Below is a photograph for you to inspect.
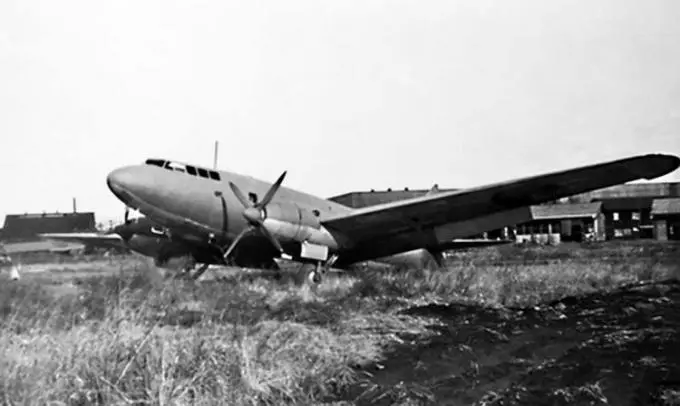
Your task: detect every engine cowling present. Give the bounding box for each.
[261,202,339,249]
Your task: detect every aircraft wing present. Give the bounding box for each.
[38,232,128,250]
[323,154,680,263]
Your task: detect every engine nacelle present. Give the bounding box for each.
[262,202,340,250]
[264,202,321,228]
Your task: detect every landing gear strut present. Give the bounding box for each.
[190,263,211,280]
[307,254,339,285]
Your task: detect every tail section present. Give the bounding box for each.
[425,184,440,196]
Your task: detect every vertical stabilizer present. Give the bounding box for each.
[425,184,440,196]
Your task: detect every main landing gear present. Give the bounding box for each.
[306,254,339,285]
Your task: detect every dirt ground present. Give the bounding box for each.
[347,279,680,405]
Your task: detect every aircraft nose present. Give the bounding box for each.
[107,166,145,205]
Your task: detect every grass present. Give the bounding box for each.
[1,241,679,405]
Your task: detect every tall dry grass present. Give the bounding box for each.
[0,263,423,405]
[0,241,678,404]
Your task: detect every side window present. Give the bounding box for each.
[248,193,258,204]
[209,171,221,181]
[186,166,197,176]
[312,209,320,217]
[197,168,209,178]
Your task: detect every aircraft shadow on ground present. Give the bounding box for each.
[341,279,680,406]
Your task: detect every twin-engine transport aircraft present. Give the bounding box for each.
[40,202,511,280]
[105,153,680,283]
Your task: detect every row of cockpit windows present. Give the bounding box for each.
[145,159,221,181]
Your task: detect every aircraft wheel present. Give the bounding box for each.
[307,269,322,285]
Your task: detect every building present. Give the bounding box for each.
[594,197,655,239]
[565,182,680,202]
[328,181,680,242]
[561,182,680,240]
[651,198,680,241]
[1,212,96,242]
[515,202,605,243]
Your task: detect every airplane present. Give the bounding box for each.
[39,199,513,280]
[103,153,680,284]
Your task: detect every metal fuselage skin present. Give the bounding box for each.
[107,161,360,264]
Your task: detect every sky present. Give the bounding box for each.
[1,0,680,226]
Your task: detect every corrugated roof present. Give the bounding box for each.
[651,198,680,216]
[530,202,602,220]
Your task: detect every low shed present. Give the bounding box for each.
[651,198,680,241]
[515,202,605,242]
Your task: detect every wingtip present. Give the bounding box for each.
[640,153,680,179]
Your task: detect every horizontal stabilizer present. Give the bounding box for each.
[38,232,127,250]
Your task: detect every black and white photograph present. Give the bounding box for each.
[1,0,680,404]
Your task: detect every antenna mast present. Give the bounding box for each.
[213,140,219,169]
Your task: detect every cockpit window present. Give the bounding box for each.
[144,158,221,182]
[165,161,186,173]
[145,159,166,167]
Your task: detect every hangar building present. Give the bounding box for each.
[1,211,96,243]
[329,182,680,242]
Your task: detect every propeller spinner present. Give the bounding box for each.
[222,171,287,262]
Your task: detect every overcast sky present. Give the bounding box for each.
[2,0,679,225]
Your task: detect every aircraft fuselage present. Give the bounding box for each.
[107,159,353,263]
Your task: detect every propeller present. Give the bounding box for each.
[222,171,287,262]
[124,206,130,225]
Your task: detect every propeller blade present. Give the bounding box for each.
[222,227,251,261]
[225,170,288,259]
[124,206,130,224]
[258,171,287,208]
[229,181,253,209]
[259,225,284,253]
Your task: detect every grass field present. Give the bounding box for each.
[1,241,679,405]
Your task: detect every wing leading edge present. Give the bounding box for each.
[323,153,680,263]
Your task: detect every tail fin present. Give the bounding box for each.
[425,184,440,196]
